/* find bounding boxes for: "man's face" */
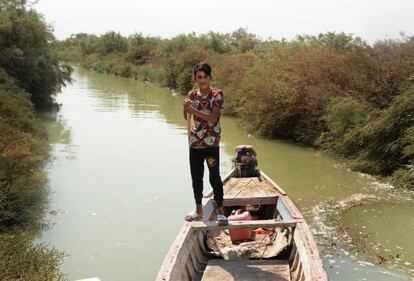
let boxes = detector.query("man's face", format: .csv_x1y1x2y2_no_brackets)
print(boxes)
195,71,210,90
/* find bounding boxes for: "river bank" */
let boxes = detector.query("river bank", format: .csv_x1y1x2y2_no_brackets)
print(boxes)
59,31,414,193
0,2,71,279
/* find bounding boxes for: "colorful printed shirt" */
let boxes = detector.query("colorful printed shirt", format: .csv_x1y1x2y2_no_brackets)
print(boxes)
188,88,224,148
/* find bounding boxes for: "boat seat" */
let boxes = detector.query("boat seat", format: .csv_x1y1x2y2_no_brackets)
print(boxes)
201,259,291,281
191,219,298,230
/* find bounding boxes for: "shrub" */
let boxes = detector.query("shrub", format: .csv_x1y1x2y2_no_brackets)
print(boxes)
0,233,66,281
339,85,414,175
391,166,414,189
0,2,71,108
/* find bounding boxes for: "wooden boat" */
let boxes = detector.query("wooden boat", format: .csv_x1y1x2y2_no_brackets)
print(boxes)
156,169,328,281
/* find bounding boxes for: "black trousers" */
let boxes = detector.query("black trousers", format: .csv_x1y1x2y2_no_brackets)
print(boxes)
189,146,223,207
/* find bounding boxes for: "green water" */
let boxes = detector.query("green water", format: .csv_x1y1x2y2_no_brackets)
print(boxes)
340,203,414,273
39,67,414,280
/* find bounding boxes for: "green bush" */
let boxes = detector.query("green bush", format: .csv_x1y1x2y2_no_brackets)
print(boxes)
0,233,66,281
324,97,369,136
318,96,370,150
0,69,48,229
230,43,348,144
164,48,211,93
339,85,414,175
212,52,257,116
0,2,70,278
97,31,128,55
391,166,414,189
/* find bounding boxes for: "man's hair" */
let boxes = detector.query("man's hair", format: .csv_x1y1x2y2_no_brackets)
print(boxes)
193,63,212,77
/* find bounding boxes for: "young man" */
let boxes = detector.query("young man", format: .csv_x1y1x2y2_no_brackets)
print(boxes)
183,63,228,225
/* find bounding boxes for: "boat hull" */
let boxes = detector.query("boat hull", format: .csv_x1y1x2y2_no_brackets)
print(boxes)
156,170,327,281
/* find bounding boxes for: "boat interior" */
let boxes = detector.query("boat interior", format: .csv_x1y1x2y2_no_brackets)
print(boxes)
157,171,324,281
196,196,297,281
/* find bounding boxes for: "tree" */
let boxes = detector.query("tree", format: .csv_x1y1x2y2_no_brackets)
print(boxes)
0,0,71,108
97,31,128,54
231,28,259,53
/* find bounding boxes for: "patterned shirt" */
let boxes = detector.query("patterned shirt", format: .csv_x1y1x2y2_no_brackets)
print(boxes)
188,88,224,148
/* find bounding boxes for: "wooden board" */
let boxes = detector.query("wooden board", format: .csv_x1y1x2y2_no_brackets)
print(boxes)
223,196,278,207
223,176,282,199
191,219,298,230
201,259,291,281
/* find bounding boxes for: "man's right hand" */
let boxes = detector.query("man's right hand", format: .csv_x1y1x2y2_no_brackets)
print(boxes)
183,97,191,108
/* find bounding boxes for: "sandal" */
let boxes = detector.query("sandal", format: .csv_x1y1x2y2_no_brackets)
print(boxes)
184,211,203,222
217,214,228,226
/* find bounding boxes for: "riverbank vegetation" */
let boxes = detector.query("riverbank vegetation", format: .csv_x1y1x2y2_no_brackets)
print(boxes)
0,1,71,279
58,30,414,190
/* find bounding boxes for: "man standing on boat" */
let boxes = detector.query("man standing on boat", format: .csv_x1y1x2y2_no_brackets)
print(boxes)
183,62,228,226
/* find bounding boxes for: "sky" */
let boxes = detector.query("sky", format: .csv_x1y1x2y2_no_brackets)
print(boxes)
35,0,414,43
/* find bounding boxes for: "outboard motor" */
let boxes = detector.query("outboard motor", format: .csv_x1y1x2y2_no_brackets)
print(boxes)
233,145,259,177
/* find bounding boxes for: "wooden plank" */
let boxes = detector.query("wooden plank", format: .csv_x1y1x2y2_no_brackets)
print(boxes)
250,176,265,186
223,175,283,198
201,259,291,281
157,198,214,281
223,196,278,207
251,177,281,196
260,172,287,195
223,177,243,192
190,219,298,230
224,178,264,198
156,223,193,281
257,180,283,196
237,180,267,198
245,177,262,189
292,224,311,280
276,197,295,220
223,181,244,198
293,220,328,281
279,196,304,219
223,177,247,188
